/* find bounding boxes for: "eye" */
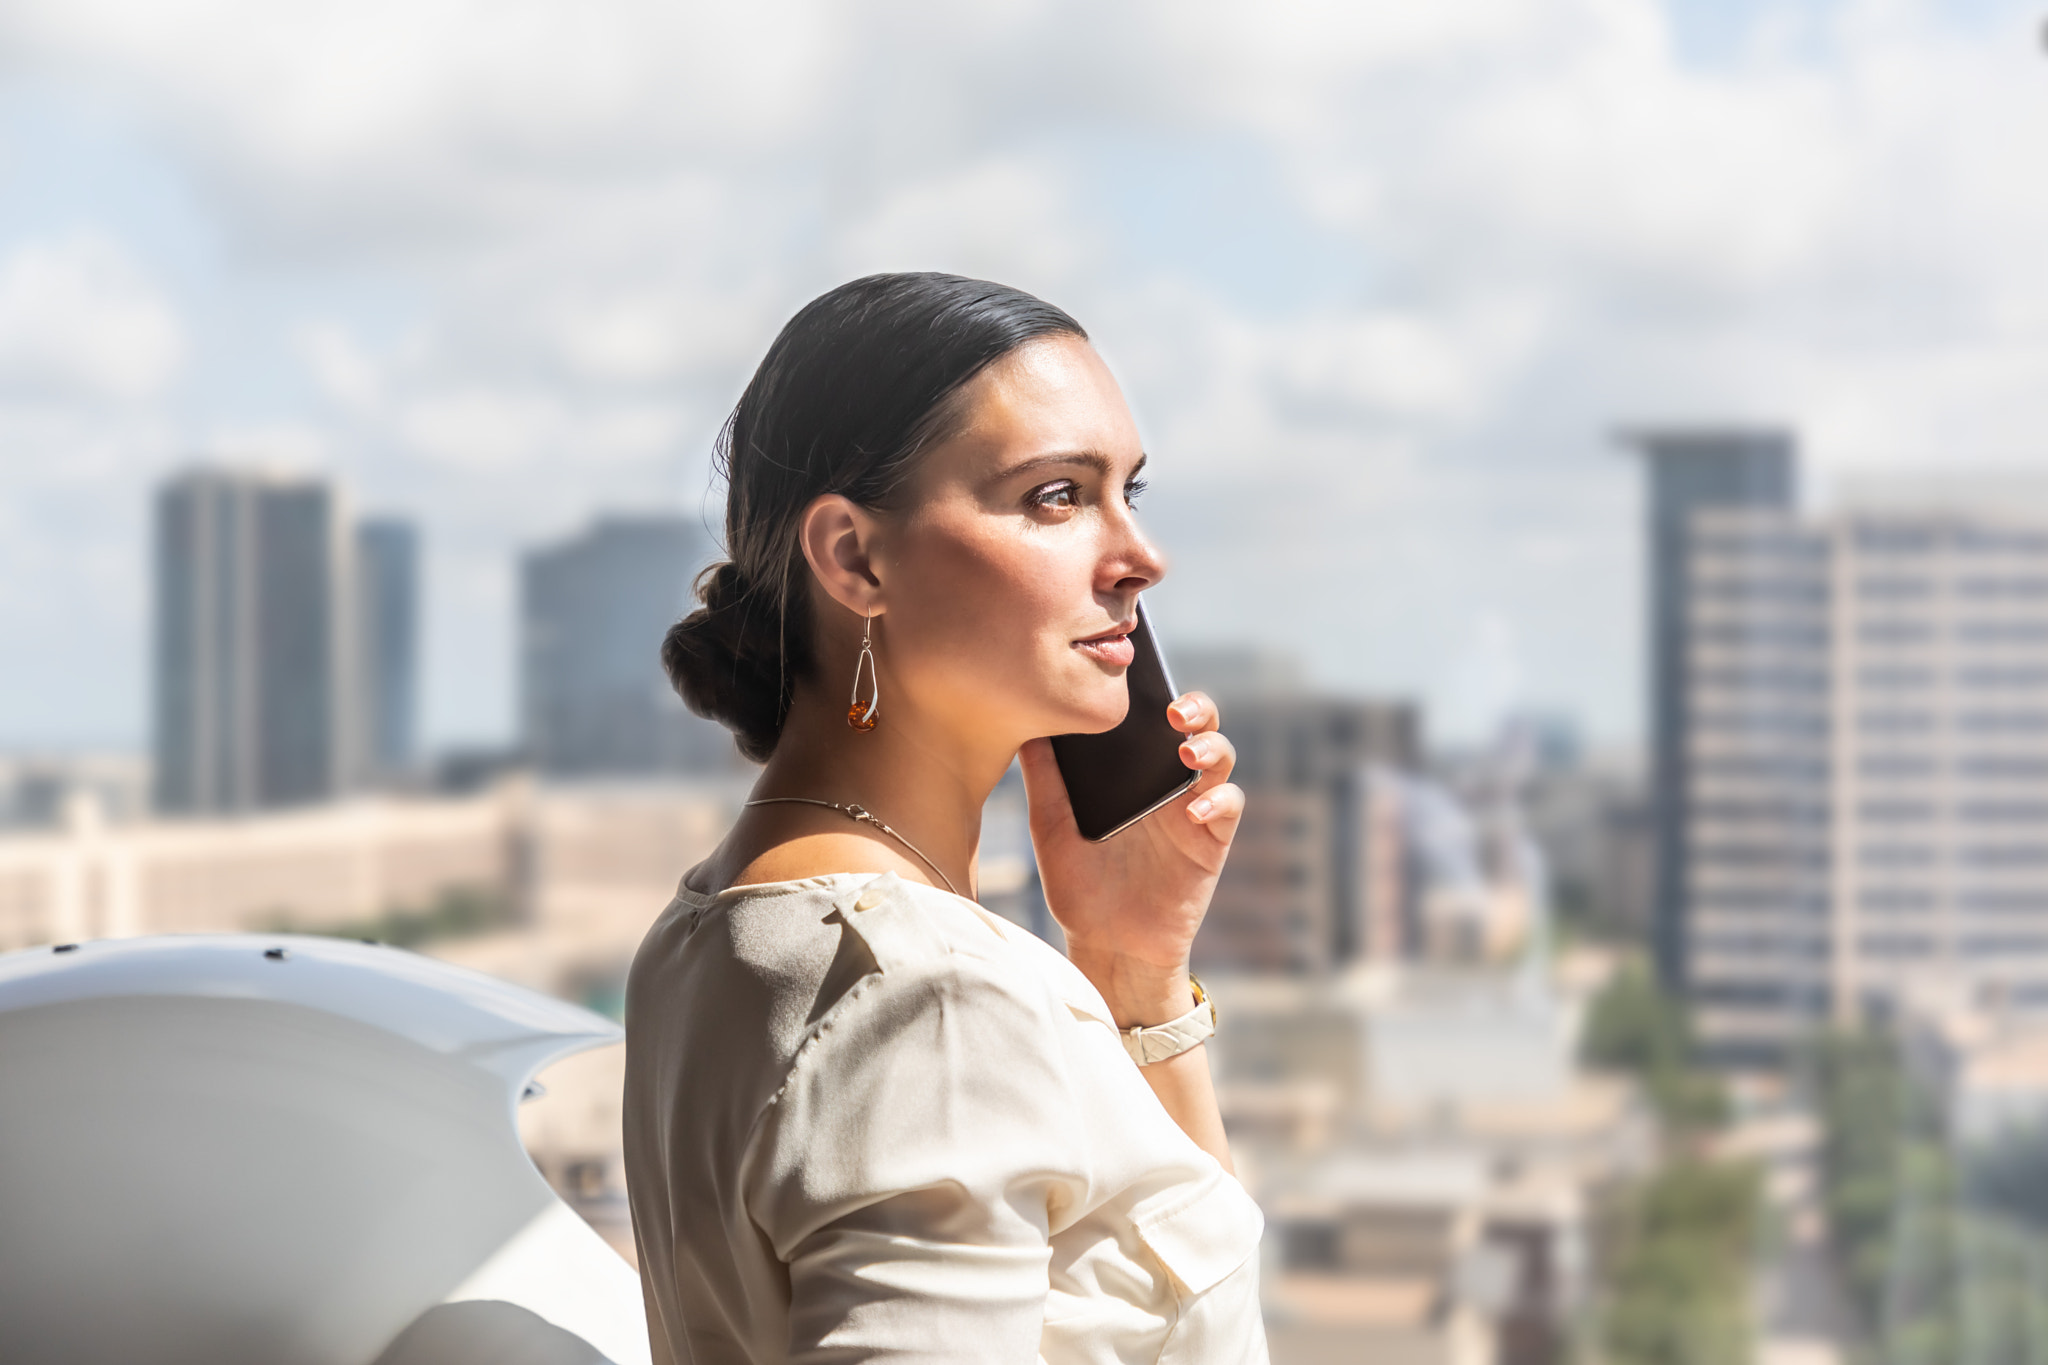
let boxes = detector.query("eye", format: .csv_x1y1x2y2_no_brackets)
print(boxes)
1123,475,1148,507
1029,480,1080,511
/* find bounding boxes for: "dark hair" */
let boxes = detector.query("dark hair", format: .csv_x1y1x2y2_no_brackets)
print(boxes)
662,272,1087,762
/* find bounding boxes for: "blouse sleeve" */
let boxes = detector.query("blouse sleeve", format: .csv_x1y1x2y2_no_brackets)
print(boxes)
742,949,1089,1364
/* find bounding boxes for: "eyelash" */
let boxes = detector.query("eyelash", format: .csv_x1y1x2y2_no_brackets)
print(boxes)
1027,477,1149,511
1029,481,1080,510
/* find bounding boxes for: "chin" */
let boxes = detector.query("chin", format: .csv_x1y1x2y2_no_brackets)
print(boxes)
1051,677,1132,736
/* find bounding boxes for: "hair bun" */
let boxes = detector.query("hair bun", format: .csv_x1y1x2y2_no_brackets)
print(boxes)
661,562,793,764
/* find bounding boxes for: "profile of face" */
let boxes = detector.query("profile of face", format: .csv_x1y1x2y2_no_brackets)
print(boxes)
816,334,1166,750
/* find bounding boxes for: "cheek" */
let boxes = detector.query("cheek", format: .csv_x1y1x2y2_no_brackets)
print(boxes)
898,536,1058,664
888,523,1101,705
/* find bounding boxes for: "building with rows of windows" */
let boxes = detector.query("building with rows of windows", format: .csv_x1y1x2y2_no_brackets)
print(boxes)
1686,502,2048,1063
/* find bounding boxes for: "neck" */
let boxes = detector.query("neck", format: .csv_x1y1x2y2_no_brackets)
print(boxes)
752,682,1018,895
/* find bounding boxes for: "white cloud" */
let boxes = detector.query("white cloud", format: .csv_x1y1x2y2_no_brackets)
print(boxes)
829,159,1107,286
1267,314,1477,420
0,232,184,403
393,387,687,472
200,421,332,470
557,301,691,384
398,388,567,469
295,322,384,414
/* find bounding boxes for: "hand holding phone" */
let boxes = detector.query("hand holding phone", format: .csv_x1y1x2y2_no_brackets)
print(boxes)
1016,603,1244,1016
1049,601,1196,840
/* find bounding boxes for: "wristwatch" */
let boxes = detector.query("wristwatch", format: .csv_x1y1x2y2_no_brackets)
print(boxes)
1120,975,1217,1066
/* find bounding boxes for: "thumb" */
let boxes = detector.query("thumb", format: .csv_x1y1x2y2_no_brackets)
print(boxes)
1018,738,1076,837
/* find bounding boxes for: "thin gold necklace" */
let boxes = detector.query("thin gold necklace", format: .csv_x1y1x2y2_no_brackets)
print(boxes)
743,796,961,897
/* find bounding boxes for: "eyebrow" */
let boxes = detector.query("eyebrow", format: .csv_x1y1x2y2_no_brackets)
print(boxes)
997,450,1149,481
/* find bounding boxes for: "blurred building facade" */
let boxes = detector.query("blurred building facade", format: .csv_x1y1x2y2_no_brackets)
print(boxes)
354,517,419,779
1899,981,2048,1152
519,516,732,776
1519,744,1653,945
0,776,741,964
1174,649,1422,974
0,753,151,831
1685,502,2048,1064
152,468,420,814
0,785,509,949
1214,961,1653,1365
1622,428,1797,998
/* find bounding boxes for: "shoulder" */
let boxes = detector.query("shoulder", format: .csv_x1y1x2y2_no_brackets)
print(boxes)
748,876,1091,1205
835,874,1128,1045
743,872,1071,1062
833,872,1007,968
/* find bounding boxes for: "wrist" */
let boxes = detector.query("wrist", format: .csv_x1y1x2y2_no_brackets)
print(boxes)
1066,943,1194,1029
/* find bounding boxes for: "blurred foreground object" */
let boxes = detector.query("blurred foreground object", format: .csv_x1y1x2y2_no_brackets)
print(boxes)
0,933,649,1365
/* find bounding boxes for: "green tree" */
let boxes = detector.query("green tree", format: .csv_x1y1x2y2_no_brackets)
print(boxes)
1582,960,1729,1133
1808,1030,1913,1323
1601,1159,1762,1365
1583,961,1758,1365
261,883,519,949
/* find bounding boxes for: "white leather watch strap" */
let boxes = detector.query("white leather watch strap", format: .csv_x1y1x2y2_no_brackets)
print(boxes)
1120,977,1217,1066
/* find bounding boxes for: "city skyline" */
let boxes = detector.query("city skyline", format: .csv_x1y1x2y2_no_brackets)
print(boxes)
10,1,2048,755
13,9,2046,1359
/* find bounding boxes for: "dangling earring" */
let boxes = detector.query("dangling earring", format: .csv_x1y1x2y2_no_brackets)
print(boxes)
847,612,880,732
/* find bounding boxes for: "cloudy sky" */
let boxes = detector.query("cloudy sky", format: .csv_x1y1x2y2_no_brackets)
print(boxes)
2,0,2045,754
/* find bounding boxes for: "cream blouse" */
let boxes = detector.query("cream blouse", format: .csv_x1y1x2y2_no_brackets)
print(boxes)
623,870,1267,1364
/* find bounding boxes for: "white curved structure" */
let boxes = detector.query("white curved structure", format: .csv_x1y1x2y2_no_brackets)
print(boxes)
0,934,650,1365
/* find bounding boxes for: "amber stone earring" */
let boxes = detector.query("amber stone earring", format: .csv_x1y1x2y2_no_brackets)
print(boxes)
848,612,880,731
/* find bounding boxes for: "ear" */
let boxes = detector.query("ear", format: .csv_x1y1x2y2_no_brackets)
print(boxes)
797,493,885,618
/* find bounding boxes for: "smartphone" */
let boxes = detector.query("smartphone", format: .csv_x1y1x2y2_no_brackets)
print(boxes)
1051,600,1197,841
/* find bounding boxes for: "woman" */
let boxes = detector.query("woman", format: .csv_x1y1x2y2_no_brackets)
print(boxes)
624,273,1267,1364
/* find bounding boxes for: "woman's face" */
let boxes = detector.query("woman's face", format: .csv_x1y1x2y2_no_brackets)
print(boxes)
870,334,1165,745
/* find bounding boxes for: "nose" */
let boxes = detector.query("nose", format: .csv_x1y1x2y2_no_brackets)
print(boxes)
1104,501,1167,597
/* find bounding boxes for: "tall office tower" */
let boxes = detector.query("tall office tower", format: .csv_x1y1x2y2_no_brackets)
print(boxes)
1622,429,1797,996
354,518,419,778
154,470,355,813
1687,504,2048,1064
520,516,729,776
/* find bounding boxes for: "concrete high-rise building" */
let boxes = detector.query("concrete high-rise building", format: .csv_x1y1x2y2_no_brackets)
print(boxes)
153,469,420,814
1621,429,1797,995
355,519,419,777
520,516,728,776
154,470,356,813
1686,503,2048,1063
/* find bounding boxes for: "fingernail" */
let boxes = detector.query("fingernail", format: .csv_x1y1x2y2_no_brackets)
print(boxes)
1172,701,1197,724
1189,796,1214,820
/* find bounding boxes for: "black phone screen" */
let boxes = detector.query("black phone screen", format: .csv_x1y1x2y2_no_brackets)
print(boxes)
1050,601,1195,841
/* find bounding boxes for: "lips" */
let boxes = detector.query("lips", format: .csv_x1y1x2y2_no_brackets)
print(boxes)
1073,623,1136,668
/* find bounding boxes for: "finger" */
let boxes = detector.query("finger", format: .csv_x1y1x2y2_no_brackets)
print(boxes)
1184,781,1244,845
1017,738,1077,833
1168,690,1220,735
1178,729,1237,793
